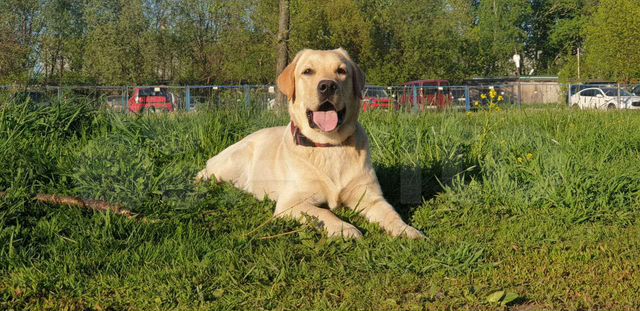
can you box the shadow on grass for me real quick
[375,159,480,221]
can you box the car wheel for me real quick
[140,107,155,115]
[607,103,616,110]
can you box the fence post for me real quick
[244,85,250,109]
[617,83,621,109]
[185,86,191,112]
[465,86,470,112]
[412,84,417,113]
[567,83,571,107]
[518,81,523,109]
[123,86,128,113]
[213,86,220,108]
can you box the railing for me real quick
[1,83,638,112]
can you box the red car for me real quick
[128,87,175,113]
[398,80,453,111]
[362,86,394,112]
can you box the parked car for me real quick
[361,86,394,111]
[570,83,615,96]
[570,87,640,110]
[398,80,452,111]
[631,84,640,96]
[128,87,175,113]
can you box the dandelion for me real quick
[526,153,534,161]
[480,94,487,100]
[498,95,504,102]
[489,89,497,99]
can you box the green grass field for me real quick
[1,100,640,310]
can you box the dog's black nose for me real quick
[318,80,338,97]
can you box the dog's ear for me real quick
[351,61,365,100]
[335,48,365,99]
[277,50,304,101]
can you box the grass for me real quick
[1,99,640,310]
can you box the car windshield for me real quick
[365,88,389,98]
[602,88,632,97]
[139,88,168,96]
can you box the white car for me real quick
[570,87,640,110]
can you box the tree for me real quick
[41,0,86,84]
[583,0,640,82]
[83,0,159,85]
[2,0,638,87]
[474,0,531,76]
[276,0,290,105]
[0,0,41,84]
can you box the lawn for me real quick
[1,100,640,310]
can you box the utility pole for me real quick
[275,0,290,107]
[513,52,522,108]
[577,47,581,81]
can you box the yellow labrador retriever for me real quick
[196,48,423,239]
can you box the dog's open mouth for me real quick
[306,101,346,132]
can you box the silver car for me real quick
[570,87,640,110]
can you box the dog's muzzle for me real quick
[307,101,346,132]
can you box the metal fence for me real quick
[379,84,520,112]
[0,85,277,113]
[1,83,638,113]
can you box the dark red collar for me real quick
[290,122,338,147]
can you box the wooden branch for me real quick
[0,191,138,220]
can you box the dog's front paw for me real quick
[195,169,219,185]
[399,225,425,239]
[386,220,425,239]
[326,223,363,239]
[194,169,208,183]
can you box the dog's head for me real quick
[277,48,365,145]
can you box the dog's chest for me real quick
[302,146,367,201]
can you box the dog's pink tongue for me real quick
[312,111,339,132]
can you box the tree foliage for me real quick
[583,0,640,82]
[0,0,638,85]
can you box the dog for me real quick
[196,48,423,239]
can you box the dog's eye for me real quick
[302,68,314,75]
[337,68,347,75]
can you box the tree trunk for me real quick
[59,55,64,84]
[275,0,290,106]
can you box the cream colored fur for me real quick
[196,48,423,239]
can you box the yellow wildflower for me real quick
[489,89,497,99]
[480,94,487,99]
[474,101,480,107]
[498,95,504,101]
[526,153,534,161]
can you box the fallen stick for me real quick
[0,191,138,219]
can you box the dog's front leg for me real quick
[275,195,362,239]
[347,192,424,239]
